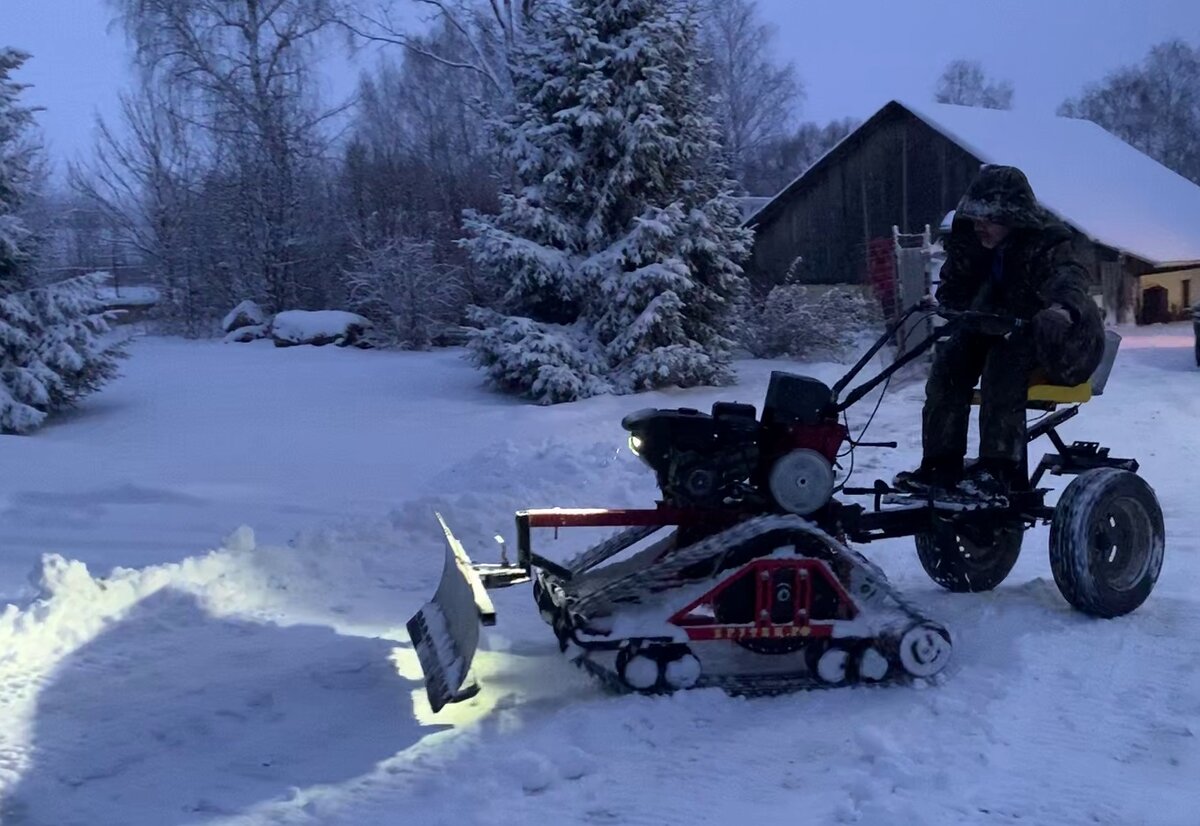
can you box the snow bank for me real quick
[270,310,373,348]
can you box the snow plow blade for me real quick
[406,514,525,712]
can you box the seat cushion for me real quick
[970,379,1093,406]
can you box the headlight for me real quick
[628,435,643,456]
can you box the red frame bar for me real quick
[519,506,745,529]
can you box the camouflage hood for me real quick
[956,165,1048,229]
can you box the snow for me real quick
[269,310,370,346]
[903,101,1200,267]
[0,326,1197,824]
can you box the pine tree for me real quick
[0,49,124,433]
[0,48,37,287]
[462,0,751,404]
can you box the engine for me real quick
[622,402,760,508]
[622,372,847,515]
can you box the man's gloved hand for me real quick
[1035,304,1074,333]
[1040,303,1073,324]
[918,294,939,311]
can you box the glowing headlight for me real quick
[628,435,643,455]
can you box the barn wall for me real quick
[746,109,981,289]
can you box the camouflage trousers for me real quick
[923,330,1036,467]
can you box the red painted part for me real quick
[772,421,850,464]
[520,506,746,530]
[867,236,898,321]
[668,558,858,634]
[684,624,834,642]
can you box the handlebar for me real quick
[932,307,1027,334]
[831,302,1029,413]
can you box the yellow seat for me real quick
[967,330,1120,408]
[1026,381,1093,404]
[970,380,1092,407]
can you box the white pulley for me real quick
[767,448,835,515]
[898,623,953,678]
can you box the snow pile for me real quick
[225,323,269,343]
[269,310,373,348]
[223,300,268,334]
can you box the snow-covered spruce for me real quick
[20,274,126,415]
[462,0,751,403]
[0,53,124,433]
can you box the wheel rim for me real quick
[942,525,1020,577]
[1090,496,1154,592]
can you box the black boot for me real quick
[957,459,1019,501]
[893,457,963,493]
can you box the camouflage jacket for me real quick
[936,215,1092,320]
[936,215,1106,385]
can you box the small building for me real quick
[744,100,1200,324]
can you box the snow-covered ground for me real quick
[0,327,1197,825]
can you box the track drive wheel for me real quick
[1049,468,1164,618]
[805,640,855,686]
[616,642,699,692]
[915,518,1023,592]
[895,622,953,679]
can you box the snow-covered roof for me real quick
[734,196,772,222]
[904,101,1200,268]
[748,101,1200,269]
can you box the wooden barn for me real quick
[743,100,1200,324]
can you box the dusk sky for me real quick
[4,0,1200,176]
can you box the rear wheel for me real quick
[915,519,1024,592]
[1049,468,1164,617]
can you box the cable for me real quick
[835,310,937,493]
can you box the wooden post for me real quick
[901,128,909,234]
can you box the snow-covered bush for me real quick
[744,284,883,360]
[346,237,465,350]
[462,0,751,403]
